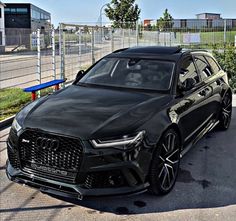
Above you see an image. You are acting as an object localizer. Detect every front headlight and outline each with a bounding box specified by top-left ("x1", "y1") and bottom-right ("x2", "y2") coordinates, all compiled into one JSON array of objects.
[
  {"x1": 12, "y1": 118, "x2": 22, "y2": 132},
  {"x1": 91, "y1": 131, "x2": 145, "y2": 149}
]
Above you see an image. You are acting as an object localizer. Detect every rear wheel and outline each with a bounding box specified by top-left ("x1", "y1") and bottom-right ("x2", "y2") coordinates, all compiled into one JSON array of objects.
[
  {"x1": 219, "y1": 93, "x2": 232, "y2": 130},
  {"x1": 149, "y1": 129, "x2": 181, "y2": 195}
]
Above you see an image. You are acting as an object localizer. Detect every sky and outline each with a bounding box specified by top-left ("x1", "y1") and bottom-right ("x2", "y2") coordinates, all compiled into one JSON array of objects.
[{"x1": 2, "y1": 0, "x2": 236, "y2": 26}]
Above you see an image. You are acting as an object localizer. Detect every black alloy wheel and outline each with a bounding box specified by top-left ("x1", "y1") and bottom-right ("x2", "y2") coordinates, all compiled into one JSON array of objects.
[
  {"x1": 149, "y1": 129, "x2": 181, "y2": 195},
  {"x1": 219, "y1": 93, "x2": 232, "y2": 130}
]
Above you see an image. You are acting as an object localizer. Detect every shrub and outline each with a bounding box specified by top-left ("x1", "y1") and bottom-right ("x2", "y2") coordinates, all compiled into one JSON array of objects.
[{"x1": 213, "y1": 44, "x2": 236, "y2": 90}]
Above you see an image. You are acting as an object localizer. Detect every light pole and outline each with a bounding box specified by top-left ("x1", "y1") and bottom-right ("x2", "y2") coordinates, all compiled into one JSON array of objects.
[
  {"x1": 99, "y1": 3, "x2": 108, "y2": 27},
  {"x1": 99, "y1": 3, "x2": 108, "y2": 41}
]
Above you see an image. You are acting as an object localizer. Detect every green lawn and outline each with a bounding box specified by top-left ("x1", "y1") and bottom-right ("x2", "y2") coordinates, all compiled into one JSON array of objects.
[
  {"x1": 0, "y1": 88, "x2": 31, "y2": 121},
  {"x1": 200, "y1": 31, "x2": 236, "y2": 44},
  {"x1": 0, "y1": 88, "x2": 54, "y2": 121}
]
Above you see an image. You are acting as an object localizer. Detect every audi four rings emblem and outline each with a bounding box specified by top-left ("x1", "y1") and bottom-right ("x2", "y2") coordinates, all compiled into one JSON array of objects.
[{"x1": 36, "y1": 137, "x2": 60, "y2": 151}]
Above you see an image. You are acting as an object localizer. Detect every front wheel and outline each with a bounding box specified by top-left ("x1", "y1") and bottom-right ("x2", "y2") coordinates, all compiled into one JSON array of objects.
[{"x1": 149, "y1": 129, "x2": 181, "y2": 195}]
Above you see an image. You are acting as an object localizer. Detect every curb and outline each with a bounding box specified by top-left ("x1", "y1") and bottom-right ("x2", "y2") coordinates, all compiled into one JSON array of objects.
[{"x1": 0, "y1": 116, "x2": 15, "y2": 130}]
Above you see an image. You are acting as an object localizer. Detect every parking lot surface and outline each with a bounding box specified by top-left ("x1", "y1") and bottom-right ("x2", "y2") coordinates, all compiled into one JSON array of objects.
[{"x1": 0, "y1": 97, "x2": 236, "y2": 221}]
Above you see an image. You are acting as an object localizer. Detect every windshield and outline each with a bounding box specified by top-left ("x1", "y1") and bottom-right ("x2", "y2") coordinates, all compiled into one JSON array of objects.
[{"x1": 78, "y1": 58, "x2": 175, "y2": 91}]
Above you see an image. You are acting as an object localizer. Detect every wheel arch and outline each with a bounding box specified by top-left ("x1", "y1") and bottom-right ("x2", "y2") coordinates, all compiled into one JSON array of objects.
[
  {"x1": 154, "y1": 123, "x2": 183, "y2": 151},
  {"x1": 165, "y1": 124, "x2": 183, "y2": 149}
]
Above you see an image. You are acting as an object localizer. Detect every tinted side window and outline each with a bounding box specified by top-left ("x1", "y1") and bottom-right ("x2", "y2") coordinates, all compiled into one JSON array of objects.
[
  {"x1": 205, "y1": 56, "x2": 221, "y2": 74},
  {"x1": 195, "y1": 55, "x2": 214, "y2": 80},
  {"x1": 179, "y1": 57, "x2": 200, "y2": 84}
]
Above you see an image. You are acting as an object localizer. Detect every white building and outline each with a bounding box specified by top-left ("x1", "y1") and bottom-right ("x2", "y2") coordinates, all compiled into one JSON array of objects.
[{"x1": 0, "y1": 1, "x2": 5, "y2": 52}]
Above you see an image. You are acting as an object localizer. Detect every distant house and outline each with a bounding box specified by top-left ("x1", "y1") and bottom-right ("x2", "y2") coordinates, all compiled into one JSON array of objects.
[
  {"x1": 145, "y1": 12, "x2": 236, "y2": 30},
  {"x1": 0, "y1": 1, "x2": 5, "y2": 52}
]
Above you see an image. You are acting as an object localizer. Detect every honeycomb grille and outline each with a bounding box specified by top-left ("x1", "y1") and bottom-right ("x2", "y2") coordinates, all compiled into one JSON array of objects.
[
  {"x1": 7, "y1": 129, "x2": 20, "y2": 169},
  {"x1": 7, "y1": 147, "x2": 20, "y2": 169},
  {"x1": 19, "y1": 130, "x2": 83, "y2": 183}
]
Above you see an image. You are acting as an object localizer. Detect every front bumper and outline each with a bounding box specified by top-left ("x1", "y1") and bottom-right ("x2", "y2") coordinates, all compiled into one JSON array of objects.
[
  {"x1": 6, "y1": 127, "x2": 153, "y2": 199},
  {"x1": 6, "y1": 160, "x2": 149, "y2": 200}
]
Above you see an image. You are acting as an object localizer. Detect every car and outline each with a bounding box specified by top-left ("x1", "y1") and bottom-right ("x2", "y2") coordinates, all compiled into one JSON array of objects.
[{"x1": 6, "y1": 46, "x2": 232, "y2": 200}]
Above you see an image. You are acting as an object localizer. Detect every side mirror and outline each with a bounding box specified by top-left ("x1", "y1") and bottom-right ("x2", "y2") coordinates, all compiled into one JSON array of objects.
[
  {"x1": 76, "y1": 70, "x2": 85, "y2": 80},
  {"x1": 179, "y1": 78, "x2": 196, "y2": 92}
]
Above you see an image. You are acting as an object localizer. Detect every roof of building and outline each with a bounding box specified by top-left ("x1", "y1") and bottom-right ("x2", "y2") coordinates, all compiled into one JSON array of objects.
[
  {"x1": 0, "y1": 1, "x2": 6, "y2": 6},
  {"x1": 196, "y1": 12, "x2": 221, "y2": 15},
  {"x1": 4, "y1": 3, "x2": 50, "y2": 15}
]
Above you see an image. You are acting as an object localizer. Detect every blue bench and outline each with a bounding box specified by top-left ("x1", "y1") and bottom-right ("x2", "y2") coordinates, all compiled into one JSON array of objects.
[{"x1": 24, "y1": 79, "x2": 66, "y2": 100}]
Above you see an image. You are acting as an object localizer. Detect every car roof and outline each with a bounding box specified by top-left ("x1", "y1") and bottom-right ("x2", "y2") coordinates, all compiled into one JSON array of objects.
[
  {"x1": 119, "y1": 46, "x2": 182, "y2": 54},
  {"x1": 107, "y1": 46, "x2": 209, "y2": 61}
]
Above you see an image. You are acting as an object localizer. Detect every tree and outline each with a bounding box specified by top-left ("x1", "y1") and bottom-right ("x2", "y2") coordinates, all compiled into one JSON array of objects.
[
  {"x1": 157, "y1": 9, "x2": 174, "y2": 31},
  {"x1": 105, "y1": 0, "x2": 141, "y2": 28},
  {"x1": 213, "y1": 44, "x2": 236, "y2": 90}
]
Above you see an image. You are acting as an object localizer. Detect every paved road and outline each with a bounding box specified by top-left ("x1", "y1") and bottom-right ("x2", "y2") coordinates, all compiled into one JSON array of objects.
[{"x1": 0, "y1": 97, "x2": 236, "y2": 221}]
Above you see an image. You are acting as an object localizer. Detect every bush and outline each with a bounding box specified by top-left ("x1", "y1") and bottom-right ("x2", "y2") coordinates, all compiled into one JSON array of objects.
[{"x1": 213, "y1": 44, "x2": 236, "y2": 90}]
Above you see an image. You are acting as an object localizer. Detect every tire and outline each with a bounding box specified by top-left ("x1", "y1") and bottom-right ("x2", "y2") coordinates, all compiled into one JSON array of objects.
[
  {"x1": 149, "y1": 129, "x2": 181, "y2": 195},
  {"x1": 218, "y1": 92, "x2": 232, "y2": 130}
]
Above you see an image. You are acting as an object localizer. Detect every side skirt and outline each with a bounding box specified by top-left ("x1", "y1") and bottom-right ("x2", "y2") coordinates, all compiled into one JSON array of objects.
[{"x1": 180, "y1": 120, "x2": 219, "y2": 158}]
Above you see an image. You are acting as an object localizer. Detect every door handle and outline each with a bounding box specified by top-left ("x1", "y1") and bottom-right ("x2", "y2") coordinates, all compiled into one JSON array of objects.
[
  {"x1": 198, "y1": 90, "x2": 206, "y2": 96},
  {"x1": 198, "y1": 88, "x2": 210, "y2": 97}
]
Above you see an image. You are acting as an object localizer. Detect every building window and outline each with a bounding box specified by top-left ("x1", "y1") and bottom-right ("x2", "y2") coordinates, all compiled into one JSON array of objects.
[
  {"x1": 31, "y1": 9, "x2": 41, "y2": 20},
  {"x1": 4, "y1": 8, "x2": 10, "y2": 14},
  {"x1": 16, "y1": 8, "x2": 28, "y2": 14},
  {"x1": 0, "y1": 8, "x2": 2, "y2": 18},
  {"x1": 4, "y1": 8, "x2": 28, "y2": 14}
]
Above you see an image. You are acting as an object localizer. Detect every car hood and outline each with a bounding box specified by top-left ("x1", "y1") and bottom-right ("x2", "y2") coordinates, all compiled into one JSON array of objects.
[{"x1": 22, "y1": 85, "x2": 172, "y2": 140}]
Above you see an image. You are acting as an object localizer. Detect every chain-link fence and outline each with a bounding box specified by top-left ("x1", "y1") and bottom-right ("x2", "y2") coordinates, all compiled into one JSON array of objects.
[{"x1": 0, "y1": 21, "x2": 236, "y2": 90}]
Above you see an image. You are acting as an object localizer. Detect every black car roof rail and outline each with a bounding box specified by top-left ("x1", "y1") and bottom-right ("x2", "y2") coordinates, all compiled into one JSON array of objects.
[
  {"x1": 113, "y1": 48, "x2": 129, "y2": 53},
  {"x1": 113, "y1": 46, "x2": 183, "y2": 55},
  {"x1": 183, "y1": 49, "x2": 209, "y2": 53}
]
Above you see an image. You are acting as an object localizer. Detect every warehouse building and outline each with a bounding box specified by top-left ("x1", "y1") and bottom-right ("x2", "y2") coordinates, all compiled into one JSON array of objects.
[
  {"x1": 144, "y1": 13, "x2": 236, "y2": 30},
  {"x1": 2, "y1": 3, "x2": 51, "y2": 49}
]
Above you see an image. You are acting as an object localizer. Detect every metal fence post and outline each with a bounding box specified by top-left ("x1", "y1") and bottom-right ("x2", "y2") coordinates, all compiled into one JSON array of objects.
[
  {"x1": 91, "y1": 27, "x2": 95, "y2": 64},
  {"x1": 136, "y1": 20, "x2": 139, "y2": 46},
  {"x1": 224, "y1": 19, "x2": 227, "y2": 44},
  {"x1": 36, "y1": 29, "x2": 41, "y2": 83},
  {"x1": 79, "y1": 28, "x2": 82, "y2": 67},
  {"x1": 128, "y1": 27, "x2": 131, "y2": 47},
  {"x1": 36, "y1": 29, "x2": 41, "y2": 97},
  {"x1": 51, "y1": 28, "x2": 56, "y2": 80},
  {"x1": 111, "y1": 29, "x2": 114, "y2": 52},
  {"x1": 37, "y1": 29, "x2": 41, "y2": 84},
  {"x1": 59, "y1": 24, "x2": 65, "y2": 87},
  {"x1": 122, "y1": 28, "x2": 125, "y2": 48}
]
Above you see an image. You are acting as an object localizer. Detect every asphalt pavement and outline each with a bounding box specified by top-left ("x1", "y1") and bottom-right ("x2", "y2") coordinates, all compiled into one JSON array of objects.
[{"x1": 0, "y1": 97, "x2": 236, "y2": 221}]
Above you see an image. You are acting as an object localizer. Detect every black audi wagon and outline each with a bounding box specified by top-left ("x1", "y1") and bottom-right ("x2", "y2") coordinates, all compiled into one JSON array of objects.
[{"x1": 6, "y1": 46, "x2": 232, "y2": 199}]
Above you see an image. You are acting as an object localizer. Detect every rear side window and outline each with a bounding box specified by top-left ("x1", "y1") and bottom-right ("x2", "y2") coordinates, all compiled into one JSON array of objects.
[
  {"x1": 205, "y1": 56, "x2": 221, "y2": 74},
  {"x1": 194, "y1": 56, "x2": 214, "y2": 80},
  {"x1": 179, "y1": 57, "x2": 200, "y2": 84}
]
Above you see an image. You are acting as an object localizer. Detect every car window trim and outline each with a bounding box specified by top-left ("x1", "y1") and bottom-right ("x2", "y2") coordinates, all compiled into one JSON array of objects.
[
  {"x1": 204, "y1": 55, "x2": 221, "y2": 74},
  {"x1": 192, "y1": 54, "x2": 210, "y2": 83}
]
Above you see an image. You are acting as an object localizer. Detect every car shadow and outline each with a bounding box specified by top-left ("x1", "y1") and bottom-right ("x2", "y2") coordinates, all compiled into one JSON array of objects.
[{"x1": 14, "y1": 107, "x2": 236, "y2": 215}]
